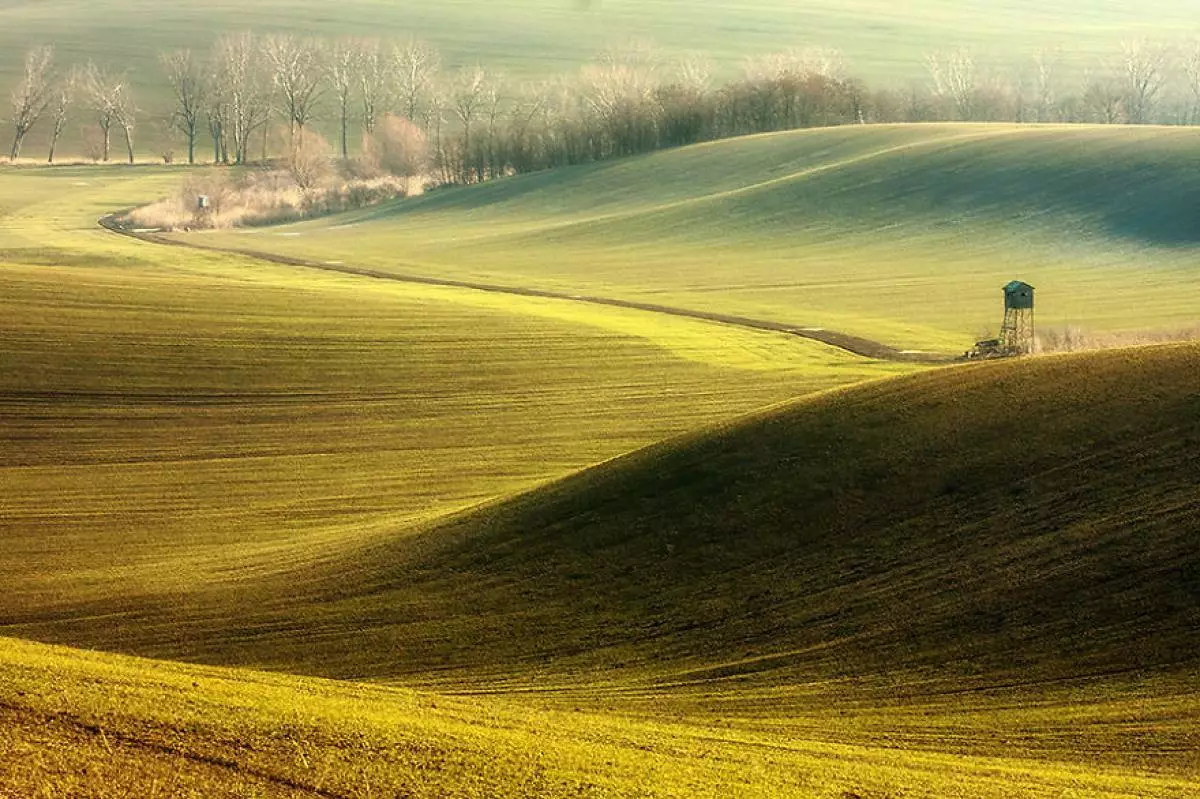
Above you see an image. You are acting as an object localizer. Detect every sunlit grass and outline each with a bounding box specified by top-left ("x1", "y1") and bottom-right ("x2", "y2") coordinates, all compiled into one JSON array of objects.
[
  {"x1": 0, "y1": 164, "x2": 914, "y2": 625},
  {"x1": 2, "y1": 637, "x2": 1195, "y2": 798},
  {"x1": 2, "y1": 150, "x2": 1199, "y2": 797},
  {"x1": 199, "y1": 124, "x2": 1200, "y2": 353}
]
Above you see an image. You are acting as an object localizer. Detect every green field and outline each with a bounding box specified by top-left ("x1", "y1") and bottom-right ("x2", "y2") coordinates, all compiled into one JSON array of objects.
[
  {"x1": 4, "y1": 0, "x2": 1196, "y2": 86},
  {"x1": 193, "y1": 124, "x2": 1200, "y2": 353},
  {"x1": 2, "y1": 166, "x2": 914, "y2": 623},
  {"x1": 3, "y1": 340, "x2": 1199, "y2": 797},
  {"x1": 2, "y1": 4, "x2": 1200, "y2": 786}
]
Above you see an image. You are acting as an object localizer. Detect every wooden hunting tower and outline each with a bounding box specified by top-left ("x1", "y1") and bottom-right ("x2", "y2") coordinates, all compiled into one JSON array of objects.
[{"x1": 1000, "y1": 280, "x2": 1035, "y2": 354}]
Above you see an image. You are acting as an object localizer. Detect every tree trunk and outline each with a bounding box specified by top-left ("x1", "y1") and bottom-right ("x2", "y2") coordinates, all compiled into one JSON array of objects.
[
  {"x1": 102, "y1": 125, "x2": 111, "y2": 162},
  {"x1": 123, "y1": 126, "x2": 135, "y2": 164},
  {"x1": 340, "y1": 99, "x2": 349, "y2": 160},
  {"x1": 187, "y1": 128, "x2": 195, "y2": 164},
  {"x1": 48, "y1": 120, "x2": 64, "y2": 163}
]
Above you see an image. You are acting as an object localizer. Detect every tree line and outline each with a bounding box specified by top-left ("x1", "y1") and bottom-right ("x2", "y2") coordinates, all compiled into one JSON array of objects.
[{"x1": 6, "y1": 35, "x2": 1199, "y2": 181}]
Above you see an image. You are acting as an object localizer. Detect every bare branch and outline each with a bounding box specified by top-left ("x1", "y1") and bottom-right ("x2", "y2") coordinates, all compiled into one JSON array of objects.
[{"x1": 10, "y1": 46, "x2": 55, "y2": 161}]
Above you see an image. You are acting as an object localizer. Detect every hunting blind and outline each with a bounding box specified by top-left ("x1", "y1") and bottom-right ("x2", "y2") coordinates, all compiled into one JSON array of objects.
[
  {"x1": 1000, "y1": 280, "x2": 1035, "y2": 355},
  {"x1": 967, "y1": 280, "x2": 1035, "y2": 359}
]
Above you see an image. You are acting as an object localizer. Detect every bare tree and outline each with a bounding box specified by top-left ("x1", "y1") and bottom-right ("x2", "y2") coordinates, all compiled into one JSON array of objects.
[
  {"x1": 81, "y1": 63, "x2": 129, "y2": 162},
  {"x1": 1082, "y1": 72, "x2": 1125, "y2": 123},
  {"x1": 204, "y1": 88, "x2": 230, "y2": 164},
  {"x1": 9, "y1": 46, "x2": 55, "y2": 161},
  {"x1": 326, "y1": 39, "x2": 356, "y2": 159},
  {"x1": 211, "y1": 34, "x2": 272, "y2": 164},
  {"x1": 1120, "y1": 39, "x2": 1170, "y2": 124},
  {"x1": 583, "y1": 43, "x2": 661, "y2": 156},
  {"x1": 355, "y1": 38, "x2": 392, "y2": 135},
  {"x1": 505, "y1": 81, "x2": 551, "y2": 173},
  {"x1": 264, "y1": 34, "x2": 326, "y2": 151},
  {"x1": 161, "y1": 49, "x2": 206, "y2": 164},
  {"x1": 395, "y1": 39, "x2": 440, "y2": 127},
  {"x1": 46, "y1": 70, "x2": 75, "y2": 163},
  {"x1": 450, "y1": 66, "x2": 495, "y2": 182},
  {"x1": 1183, "y1": 39, "x2": 1200, "y2": 124},
  {"x1": 1031, "y1": 49, "x2": 1061, "y2": 122},
  {"x1": 926, "y1": 49, "x2": 977, "y2": 119},
  {"x1": 114, "y1": 84, "x2": 137, "y2": 163}
]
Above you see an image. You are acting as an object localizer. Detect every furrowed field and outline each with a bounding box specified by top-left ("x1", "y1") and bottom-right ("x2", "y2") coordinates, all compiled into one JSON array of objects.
[
  {"x1": 0, "y1": 166, "x2": 909, "y2": 617},
  {"x1": 0, "y1": 15, "x2": 1198, "y2": 788},
  {"x1": 2, "y1": 141, "x2": 1199, "y2": 796}
]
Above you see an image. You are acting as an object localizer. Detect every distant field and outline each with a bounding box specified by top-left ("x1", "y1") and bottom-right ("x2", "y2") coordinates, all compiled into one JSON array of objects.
[
  {"x1": 196, "y1": 124, "x2": 1200, "y2": 353},
  {"x1": 3, "y1": 0, "x2": 1198, "y2": 84},
  {"x1": 4, "y1": 0, "x2": 1200, "y2": 155}
]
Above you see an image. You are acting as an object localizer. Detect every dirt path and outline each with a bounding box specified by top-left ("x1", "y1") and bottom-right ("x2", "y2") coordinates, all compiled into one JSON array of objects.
[{"x1": 98, "y1": 215, "x2": 955, "y2": 364}]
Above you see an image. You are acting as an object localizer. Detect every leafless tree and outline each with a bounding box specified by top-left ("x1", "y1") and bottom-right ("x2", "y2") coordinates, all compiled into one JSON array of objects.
[
  {"x1": 114, "y1": 84, "x2": 137, "y2": 163},
  {"x1": 161, "y1": 49, "x2": 206, "y2": 164},
  {"x1": 1031, "y1": 49, "x2": 1061, "y2": 122},
  {"x1": 395, "y1": 39, "x2": 440, "y2": 127},
  {"x1": 1120, "y1": 39, "x2": 1170, "y2": 124},
  {"x1": 583, "y1": 43, "x2": 662, "y2": 156},
  {"x1": 504, "y1": 82, "x2": 545, "y2": 172},
  {"x1": 81, "y1": 63, "x2": 130, "y2": 162},
  {"x1": 1082, "y1": 72, "x2": 1125, "y2": 123},
  {"x1": 926, "y1": 49, "x2": 977, "y2": 119},
  {"x1": 450, "y1": 66, "x2": 497, "y2": 182},
  {"x1": 9, "y1": 46, "x2": 55, "y2": 161},
  {"x1": 46, "y1": 70, "x2": 75, "y2": 163},
  {"x1": 1183, "y1": 39, "x2": 1200, "y2": 124},
  {"x1": 355, "y1": 38, "x2": 392, "y2": 135},
  {"x1": 265, "y1": 34, "x2": 326, "y2": 150},
  {"x1": 326, "y1": 39, "x2": 356, "y2": 159},
  {"x1": 211, "y1": 34, "x2": 272, "y2": 164}
]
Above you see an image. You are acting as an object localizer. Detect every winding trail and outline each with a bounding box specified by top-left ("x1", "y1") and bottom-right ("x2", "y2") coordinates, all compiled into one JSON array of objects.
[{"x1": 99, "y1": 214, "x2": 955, "y2": 364}]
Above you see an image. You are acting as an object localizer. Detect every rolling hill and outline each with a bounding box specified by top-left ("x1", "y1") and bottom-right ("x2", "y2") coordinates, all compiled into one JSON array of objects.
[
  {"x1": 199, "y1": 123, "x2": 1200, "y2": 353},
  {"x1": 4, "y1": 342, "x2": 1199, "y2": 797},
  {"x1": 2, "y1": 141, "x2": 1199, "y2": 795},
  {"x1": 0, "y1": 165, "x2": 914, "y2": 631}
]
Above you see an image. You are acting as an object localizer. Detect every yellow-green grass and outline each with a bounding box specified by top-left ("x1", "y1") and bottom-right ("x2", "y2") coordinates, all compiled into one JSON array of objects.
[
  {"x1": 2, "y1": 0, "x2": 1199, "y2": 157},
  {"x1": 0, "y1": 165, "x2": 915, "y2": 622},
  {"x1": 26, "y1": 341, "x2": 1197, "y2": 691},
  {"x1": 4, "y1": 150, "x2": 1200, "y2": 797},
  {"x1": 2, "y1": 636, "x2": 1196, "y2": 798},
  {"x1": 196, "y1": 124, "x2": 1200, "y2": 354},
  {"x1": 4, "y1": 343, "x2": 1200, "y2": 797}
]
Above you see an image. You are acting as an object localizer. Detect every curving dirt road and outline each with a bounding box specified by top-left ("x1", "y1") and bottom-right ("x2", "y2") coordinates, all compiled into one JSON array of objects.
[{"x1": 98, "y1": 214, "x2": 955, "y2": 365}]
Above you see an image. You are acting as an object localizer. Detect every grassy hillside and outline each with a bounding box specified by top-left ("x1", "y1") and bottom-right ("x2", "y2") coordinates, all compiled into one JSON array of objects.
[
  {"x1": 0, "y1": 165, "x2": 912, "y2": 621},
  {"x1": 7, "y1": 637, "x2": 1194, "y2": 799},
  {"x1": 3, "y1": 160, "x2": 1199, "y2": 796},
  {"x1": 198, "y1": 124, "x2": 1200, "y2": 353},
  {"x1": 4, "y1": 344, "x2": 1200, "y2": 796},
  {"x1": 25, "y1": 342, "x2": 1196, "y2": 690}
]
